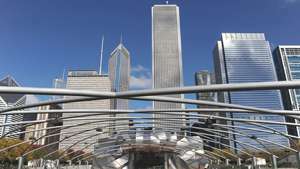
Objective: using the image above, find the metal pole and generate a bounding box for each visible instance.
[165,153,170,169]
[56,159,60,169]
[252,156,257,169]
[271,155,277,169]
[237,158,242,166]
[296,152,300,169]
[40,158,43,167]
[17,156,23,169]
[128,152,135,169]
[225,159,230,166]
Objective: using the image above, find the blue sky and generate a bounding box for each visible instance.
[0,0,300,108]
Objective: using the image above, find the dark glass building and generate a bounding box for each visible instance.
[273,45,300,138]
[213,33,289,150]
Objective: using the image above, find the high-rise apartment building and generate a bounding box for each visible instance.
[152,4,184,129]
[273,45,300,137]
[60,70,111,152]
[213,33,289,150]
[24,104,62,152]
[24,77,64,151]
[109,42,130,130]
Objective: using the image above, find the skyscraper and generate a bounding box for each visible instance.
[152,4,184,129]
[0,76,23,138]
[109,42,130,130]
[60,70,111,152]
[24,78,64,151]
[52,77,65,101]
[195,71,216,103]
[273,45,300,137]
[193,71,218,149]
[24,104,62,152]
[0,76,39,139]
[213,33,289,150]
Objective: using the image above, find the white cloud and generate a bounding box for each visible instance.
[131,64,149,72]
[130,64,152,89]
[26,95,39,104]
[130,75,152,89]
[283,0,298,3]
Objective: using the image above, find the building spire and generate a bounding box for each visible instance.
[99,35,104,75]
[62,68,65,81]
[120,33,123,44]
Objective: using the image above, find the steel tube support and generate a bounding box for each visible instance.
[252,157,257,169]
[271,155,277,169]
[17,156,24,169]
[296,152,300,169]
[165,153,170,169]
[128,152,135,169]
[225,159,230,166]
[40,158,44,167]
[56,159,60,169]
[237,158,242,166]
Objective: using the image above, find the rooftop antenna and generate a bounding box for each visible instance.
[120,33,123,44]
[99,35,104,75]
[62,68,65,81]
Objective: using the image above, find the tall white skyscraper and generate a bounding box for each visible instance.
[60,70,111,152]
[109,42,130,131]
[152,4,184,129]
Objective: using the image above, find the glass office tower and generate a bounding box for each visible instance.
[152,4,184,129]
[273,46,300,137]
[213,33,289,150]
[109,42,130,131]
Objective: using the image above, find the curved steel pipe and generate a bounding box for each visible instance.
[1,92,299,123]
[2,112,300,129]
[1,118,292,159]
[41,124,266,161]
[0,117,290,156]
[78,136,228,162]
[208,125,296,152]
[38,125,241,161]
[1,80,300,98]
[62,127,251,161]
[4,108,300,116]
